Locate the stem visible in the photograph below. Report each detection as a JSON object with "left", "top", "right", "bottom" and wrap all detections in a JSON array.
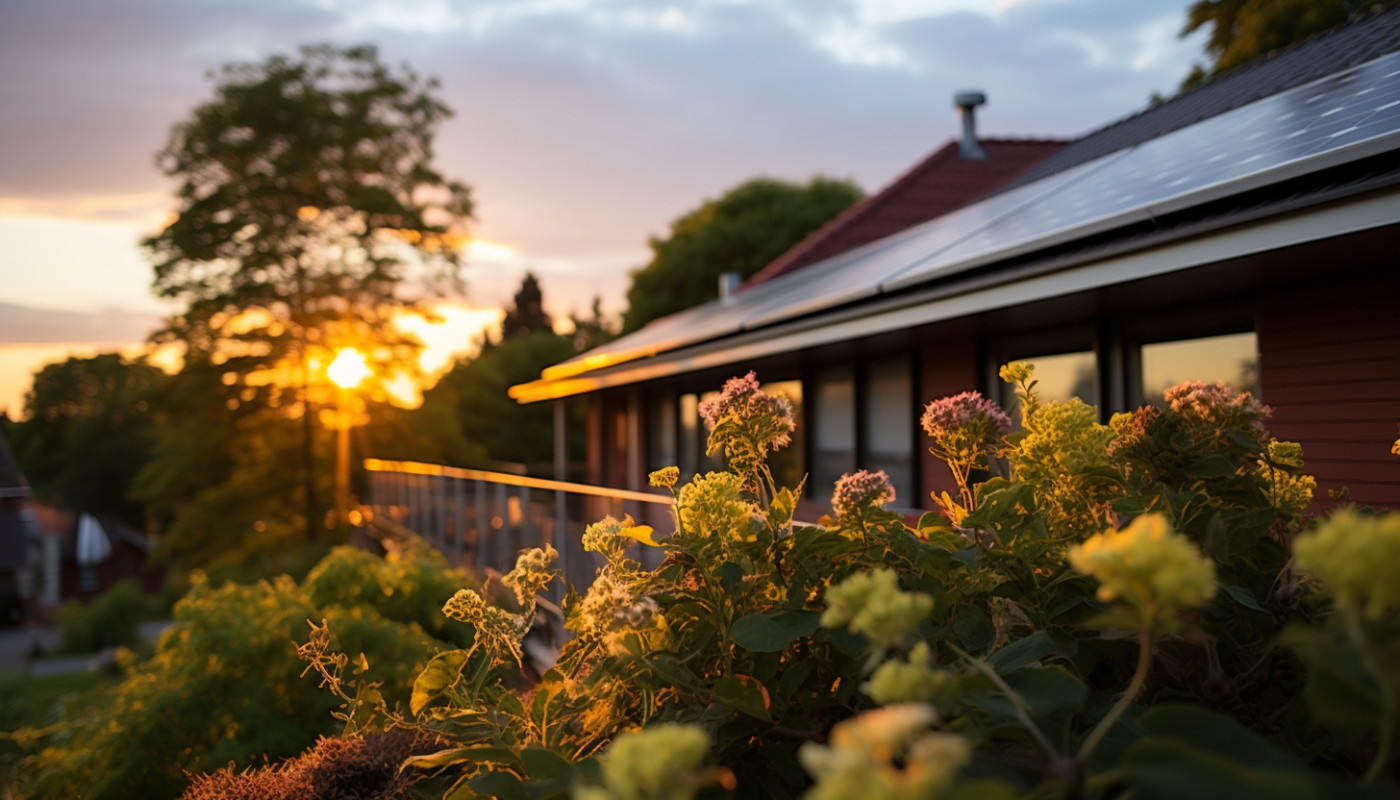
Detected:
[
  {"left": 1350, "top": 614, "right": 1397, "bottom": 784},
  {"left": 952, "top": 644, "right": 1061, "bottom": 763},
  {"left": 1078, "top": 626, "right": 1154, "bottom": 765}
]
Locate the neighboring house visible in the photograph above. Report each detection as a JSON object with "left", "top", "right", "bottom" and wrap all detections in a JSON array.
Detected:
[
  {"left": 512, "top": 7, "right": 1400, "bottom": 516},
  {"left": 0, "top": 429, "right": 40, "bottom": 624},
  {"left": 0, "top": 429, "right": 160, "bottom": 624}
]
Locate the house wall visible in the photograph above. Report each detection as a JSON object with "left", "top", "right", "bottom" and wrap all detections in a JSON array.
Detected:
[
  {"left": 917, "top": 319, "right": 980, "bottom": 507},
  {"left": 1259, "top": 268, "right": 1400, "bottom": 508}
]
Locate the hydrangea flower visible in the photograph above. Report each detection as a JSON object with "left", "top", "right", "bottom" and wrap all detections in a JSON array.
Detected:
[
  {"left": 1294, "top": 508, "right": 1400, "bottom": 621},
  {"left": 822, "top": 569, "right": 934, "bottom": 650},
  {"left": 798, "top": 704, "right": 969, "bottom": 800},
  {"left": 697, "top": 372, "right": 796, "bottom": 478},
  {"left": 576, "top": 723, "right": 712, "bottom": 800},
  {"left": 1068, "top": 513, "right": 1217, "bottom": 629},
  {"left": 920, "top": 391, "right": 1013, "bottom": 460},
  {"left": 832, "top": 470, "right": 897, "bottom": 522},
  {"left": 1162, "top": 379, "right": 1271, "bottom": 445}
]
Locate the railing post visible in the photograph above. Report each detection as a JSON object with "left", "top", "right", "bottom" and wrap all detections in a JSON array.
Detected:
[
  {"left": 475, "top": 480, "right": 488, "bottom": 570},
  {"left": 452, "top": 476, "right": 465, "bottom": 564},
  {"left": 435, "top": 473, "right": 448, "bottom": 552},
  {"left": 520, "top": 485, "right": 532, "bottom": 549},
  {"left": 495, "top": 482, "right": 510, "bottom": 571}
]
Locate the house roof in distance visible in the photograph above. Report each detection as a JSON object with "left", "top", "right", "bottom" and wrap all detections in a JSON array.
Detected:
[{"left": 746, "top": 138, "right": 1065, "bottom": 286}]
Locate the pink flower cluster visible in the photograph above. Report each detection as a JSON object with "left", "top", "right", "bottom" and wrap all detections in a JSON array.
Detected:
[
  {"left": 920, "top": 391, "right": 1013, "bottom": 443},
  {"left": 1163, "top": 380, "right": 1271, "bottom": 437},
  {"left": 831, "top": 469, "right": 896, "bottom": 519},
  {"left": 699, "top": 371, "right": 795, "bottom": 448}
]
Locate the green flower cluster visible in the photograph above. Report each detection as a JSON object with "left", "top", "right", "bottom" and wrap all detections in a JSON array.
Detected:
[
  {"left": 822, "top": 568, "right": 934, "bottom": 650},
  {"left": 798, "top": 704, "right": 969, "bottom": 800},
  {"left": 675, "top": 471, "right": 754, "bottom": 541},
  {"left": 502, "top": 544, "right": 558, "bottom": 609},
  {"left": 1294, "top": 508, "right": 1400, "bottom": 621},
  {"left": 1011, "top": 396, "right": 1117, "bottom": 540},
  {"left": 583, "top": 516, "right": 636, "bottom": 563},
  {"left": 864, "top": 643, "right": 955, "bottom": 706},
  {"left": 442, "top": 588, "right": 526, "bottom": 665},
  {"left": 1068, "top": 513, "right": 1217, "bottom": 628},
  {"left": 648, "top": 466, "right": 680, "bottom": 489},
  {"left": 575, "top": 723, "right": 712, "bottom": 800},
  {"left": 1256, "top": 440, "right": 1315, "bottom": 519}
]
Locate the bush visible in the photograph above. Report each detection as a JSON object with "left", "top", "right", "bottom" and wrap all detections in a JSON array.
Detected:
[
  {"left": 318, "top": 368, "right": 1400, "bottom": 800},
  {"left": 178, "top": 730, "right": 435, "bottom": 800},
  {"left": 56, "top": 578, "right": 151, "bottom": 653},
  {"left": 13, "top": 540, "right": 476, "bottom": 800}
]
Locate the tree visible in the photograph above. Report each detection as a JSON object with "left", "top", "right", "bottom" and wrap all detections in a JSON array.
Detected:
[
  {"left": 621, "top": 177, "right": 863, "bottom": 333},
  {"left": 142, "top": 43, "right": 473, "bottom": 545},
  {"left": 6, "top": 354, "right": 165, "bottom": 525},
  {"left": 498, "top": 271, "right": 552, "bottom": 341},
  {"left": 1180, "top": 0, "right": 1400, "bottom": 89}
]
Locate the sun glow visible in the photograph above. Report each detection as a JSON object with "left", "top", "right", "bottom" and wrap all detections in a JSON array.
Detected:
[{"left": 327, "top": 347, "right": 372, "bottom": 389}]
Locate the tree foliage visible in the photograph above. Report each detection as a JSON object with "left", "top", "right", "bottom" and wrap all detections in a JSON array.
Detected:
[
  {"left": 146, "top": 42, "right": 472, "bottom": 373},
  {"left": 621, "top": 177, "right": 862, "bottom": 333},
  {"left": 499, "top": 272, "right": 552, "bottom": 342},
  {"left": 1180, "top": 0, "right": 1400, "bottom": 89},
  {"left": 134, "top": 43, "right": 474, "bottom": 568},
  {"left": 5, "top": 353, "right": 165, "bottom": 525}
]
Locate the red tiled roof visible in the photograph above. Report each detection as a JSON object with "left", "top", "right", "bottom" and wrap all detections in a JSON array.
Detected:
[{"left": 745, "top": 138, "right": 1065, "bottom": 287}]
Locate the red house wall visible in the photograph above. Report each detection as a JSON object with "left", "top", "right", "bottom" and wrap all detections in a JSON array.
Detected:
[
  {"left": 917, "top": 320, "right": 981, "bottom": 510},
  {"left": 1258, "top": 271, "right": 1400, "bottom": 509}
]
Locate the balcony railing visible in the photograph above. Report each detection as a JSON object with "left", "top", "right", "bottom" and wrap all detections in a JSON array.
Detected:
[{"left": 361, "top": 459, "right": 674, "bottom": 595}]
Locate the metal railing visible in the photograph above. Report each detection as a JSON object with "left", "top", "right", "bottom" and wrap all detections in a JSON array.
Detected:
[{"left": 362, "top": 459, "right": 674, "bottom": 594}]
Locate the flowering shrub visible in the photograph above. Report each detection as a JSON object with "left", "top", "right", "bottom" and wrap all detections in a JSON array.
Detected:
[{"left": 274, "top": 369, "right": 1398, "bottom": 800}]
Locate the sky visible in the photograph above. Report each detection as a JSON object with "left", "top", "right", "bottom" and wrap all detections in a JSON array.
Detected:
[{"left": 0, "top": 0, "right": 1209, "bottom": 415}]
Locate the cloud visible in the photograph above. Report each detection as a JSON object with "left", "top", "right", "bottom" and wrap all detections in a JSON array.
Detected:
[
  {"left": 0, "top": 301, "right": 161, "bottom": 345},
  {"left": 0, "top": 0, "right": 1206, "bottom": 320}
]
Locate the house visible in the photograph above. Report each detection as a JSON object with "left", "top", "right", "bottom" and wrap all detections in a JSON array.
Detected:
[
  {"left": 0, "top": 429, "right": 160, "bottom": 624},
  {"left": 511, "top": 7, "right": 1400, "bottom": 516}
]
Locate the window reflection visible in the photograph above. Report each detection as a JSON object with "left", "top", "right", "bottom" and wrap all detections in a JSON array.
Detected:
[
  {"left": 764, "top": 380, "right": 805, "bottom": 492},
  {"left": 1141, "top": 331, "right": 1259, "bottom": 405},
  {"left": 1002, "top": 350, "right": 1097, "bottom": 418}
]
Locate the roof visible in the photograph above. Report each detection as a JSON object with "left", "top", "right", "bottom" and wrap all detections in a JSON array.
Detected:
[
  {"left": 512, "top": 7, "right": 1400, "bottom": 404},
  {"left": 745, "top": 139, "right": 1064, "bottom": 286}
]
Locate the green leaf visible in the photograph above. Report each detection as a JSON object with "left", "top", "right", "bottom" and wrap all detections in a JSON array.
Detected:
[
  {"left": 411, "top": 649, "right": 469, "bottom": 716},
  {"left": 1003, "top": 665, "right": 1086, "bottom": 718},
  {"left": 987, "top": 630, "right": 1057, "bottom": 674},
  {"left": 468, "top": 771, "right": 531, "bottom": 800},
  {"left": 711, "top": 675, "right": 772, "bottom": 721},
  {"left": 1136, "top": 705, "right": 1301, "bottom": 771},
  {"left": 1217, "top": 581, "right": 1266, "bottom": 613},
  {"left": 1278, "top": 624, "right": 1383, "bottom": 740},
  {"left": 778, "top": 658, "right": 815, "bottom": 698},
  {"left": 404, "top": 745, "right": 517, "bottom": 771},
  {"left": 772, "top": 487, "right": 796, "bottom": 527},
  {"left": 716, "top": 561, "right": 746, "bottom": 594},
  {"left": 1121, "top": 737, "right": 1311, "bottom": 800},
  {"left": 729, "top": 611, "right": 821, "bottom": 653},
  {"left": 953, "top": 607, "right": 995, "bottom": 652},
  {"left": 947, "top": 781, "right": 1021, "bottom": 800},
  {"left": 1186, "top": 455, "right": 1237, "bottom": 479},
  {"left": 520, "top": 745, "right": 574, "bottom": 780}
]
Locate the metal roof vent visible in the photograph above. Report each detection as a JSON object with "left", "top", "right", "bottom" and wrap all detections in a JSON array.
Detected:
[
  {"left": 718, "top": 271, "right": 741, "bottom": 302},
  {"left": 955, "top": 90, "right": 988, "bottom": 161}
]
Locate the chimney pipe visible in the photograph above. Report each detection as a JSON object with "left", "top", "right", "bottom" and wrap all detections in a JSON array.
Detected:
[
  {"left": 718, "top": 271, "right": 741, "bottom": 301},
  {"left": 954, "top": 90, "right": 987, "bottom": 161}
]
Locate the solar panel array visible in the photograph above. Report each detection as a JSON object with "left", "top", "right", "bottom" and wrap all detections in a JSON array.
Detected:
[{"left": 560, "top": 50, "right": 1400, "bottom": 376}]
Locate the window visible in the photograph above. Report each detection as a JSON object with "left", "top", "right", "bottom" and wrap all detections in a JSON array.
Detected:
[
  {"left": 647, "top": 392, "right": 677, "bottom": 474},
  {"left": 1000, "top": 349, "right": 1098, "bottom": 419},
  {"left": 862, "top": 358, "right": 914, "bottom": 503},
  {"left": 764, "top": 380, "right": 806, "bottom": 491},
  {"left": 1140, "top": 331, "right": 1259, "bottom": 405},
  {"left": 812, "top": 367, "right": 856, "bottom": 497}
]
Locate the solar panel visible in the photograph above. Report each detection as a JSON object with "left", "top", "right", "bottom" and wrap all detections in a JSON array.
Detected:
[
  {"left": 740, "top": 150, "right": 1128, "bottom": 328},
  {"left": 881, "top": 50, "right": 1400, "bottom": 291}
]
